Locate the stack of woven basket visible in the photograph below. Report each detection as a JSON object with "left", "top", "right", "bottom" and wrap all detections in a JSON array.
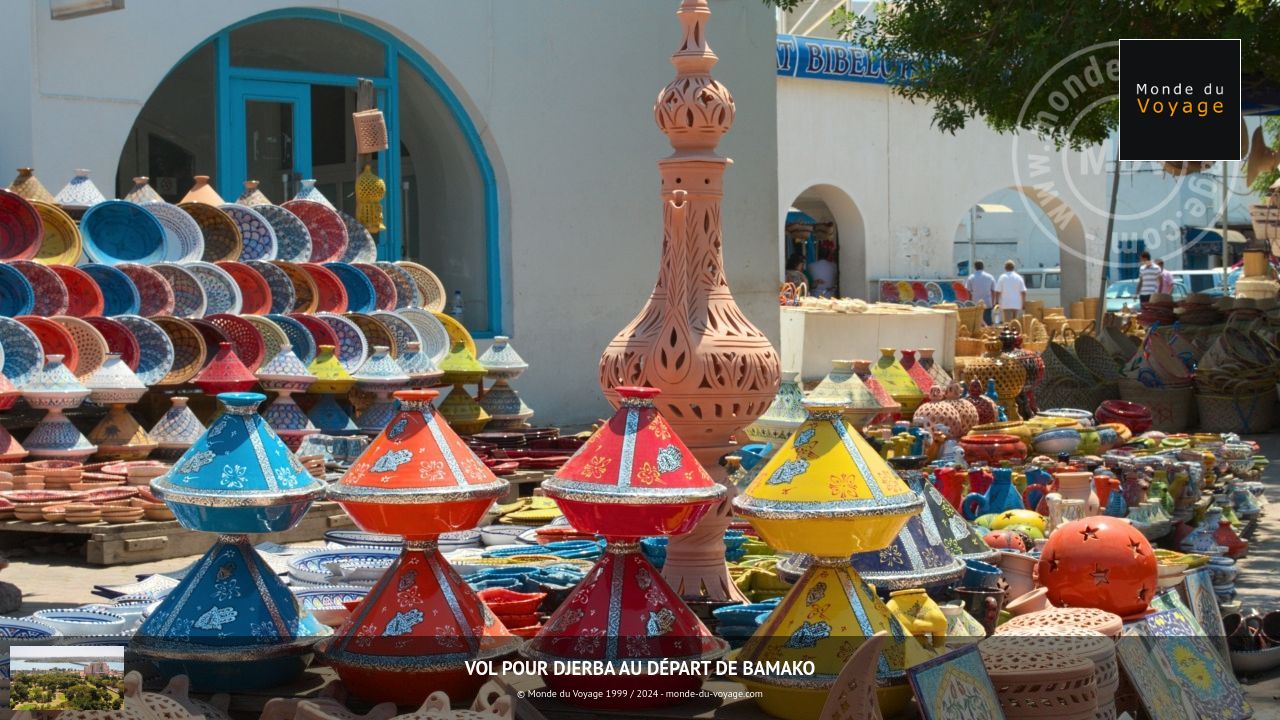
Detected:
[
  {"left": 1193, "top": 320, "right": 1280, "bottom": 433},
  {"left": 1037, "top": 327, "right": 1122, "bottom": 411}
]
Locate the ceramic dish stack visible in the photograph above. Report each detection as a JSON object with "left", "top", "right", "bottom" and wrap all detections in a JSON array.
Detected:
[{"left": 477, "top": 335, "right": 533, "bottom": 430}]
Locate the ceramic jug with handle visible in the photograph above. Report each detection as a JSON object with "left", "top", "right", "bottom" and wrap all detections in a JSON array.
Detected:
[
  {"left": 962, "top": 467, "right": 1024, "bottom": 521},
  {"left": 932, "top": 467, "right": 964, "bottom": 512}
]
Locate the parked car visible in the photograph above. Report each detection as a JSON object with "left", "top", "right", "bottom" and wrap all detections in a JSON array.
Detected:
[
  {"left": 1104, "top": 279, "right": 1189, "bottom": 312},
  {"left": 1022, "top": 268, "right": 1062, "bottom": 307}
]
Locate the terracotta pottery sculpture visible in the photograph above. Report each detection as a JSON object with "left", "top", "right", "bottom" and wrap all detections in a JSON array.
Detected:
[
  {"left": 961, "top": 378, "right": 1000, "bottom": 425},
  {"left": 979, "top": 644, "right": 1099, "bottom": 720},
  {"left": 597, "top": 0, "right": 780, "bottom": 603}
]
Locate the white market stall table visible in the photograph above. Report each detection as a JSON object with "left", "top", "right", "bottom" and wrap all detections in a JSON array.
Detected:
[{"left": 780, "top": 304, "right": 958, "bottom": 384}]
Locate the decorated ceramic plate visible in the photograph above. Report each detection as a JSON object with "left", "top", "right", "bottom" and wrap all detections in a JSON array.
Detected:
[
  {"left": 48, "top": 316, "right": 108, "bottom": 381},
  {"left": 83, "top": 317, "right": 140, "bottom": 371},
  {"left": 271, "top": 260, "right": 319, "bottom": 313},
  {"left": 81, "top": 200, "right": 167, "bottom": 264},
  {"left": 369, "top": 310, "right": 422, "bottom": 357},
  {"left": 300, "top": 262, "right": 348, "bottom": 313},
  {"left": 246, "top": 259, "right": 296, "bottom": 315},
  {"left": 432, "top": 310, "right": 477, "bottom": 357},
  {"left": 49, "top": 266, "right": 102, "bottom": 318},
  {"left": 140, "top": 201, "right": 203, "bottom": 263},
  {"left": 315, "top": 312, "right": 369, "bottom": 374},
  {"left": 30, "top": 200, "right": 81, "bottom": 266},
  {"left": 205, "top": 313, "right": 267, "bottom": 372},
  {"left": 218, "top": 203, "right": 277, "bottom": 261},
  {"left": 265, "top": 313, "right": 317, "bottom": 366},
  {"left": 16, "top": 316, "right": 78, "bottom": 377},
  {"left": 0, "top": 264, "right": 35, "bottom": 318},
  {"left": 352, "top": 262, "right": 397, "bottom": 311},
  {"left": 287, "top": 313, "right": 340, "bottom": 355},
  {"left": 287, "top": 548, "right": 400, "bottom": 586},
  {"left": 185, "top": 318, "right": 229, "bottom": 368},
  {"left": 396, "top": 308, "right": 450, "bottom": 364},
  {"left": 181, "top": 202, "right": 242, "bottom": 262},
  {"left": 253, "top": 204, "right": 311, "bottom": 263},
  {"left": 343, "top": 313, "right": 395, "bottom": 355},
  {"left": 10, "top": 260, "right": 68, "bottom": 317},
  {"left": 0, "top": 189, "right": 43, "bottom": 262},
  {"left": 215, "top": 260, "right": 272, "bottom": 315},
  {"left": 338, "top": 209, "right": 377, "bottom": 264},
  {"left": 113, "top": 315, "right": 175, "bottom": 385},
  {"left": 151, "top": 263, "right": 206, "bottom": 319},
  {"left": 291, "top": 584, "right": 370, "bottom": 625},
  {"left": 183, "top": 261, "right": 242, "bottom": 316},
  {"left": 81, "top": 264, "right": 140, "bottom": 317},
  {"left": 395, "top": 260, "right": 446, "bottom": 311},
  {"left": 241, "top": 314, "right": 290, "bottom": 368},
  {"left": 282, "top": 199, "right": 348, "bottom": 264},
  {"left": 116, "top": 262, "right": 175, "bottom": 318},
  {"left": 0, "top": 316, "right": 43, "bottom": 387},
  {"left": 324, "top": 262, "right": 376, "bottom": 314},
  {"left": 375, "top": 261, "right": 419, "bottom": 309},
  {"left": 151, "top": 316, "right": 206, "bottom": 386}
]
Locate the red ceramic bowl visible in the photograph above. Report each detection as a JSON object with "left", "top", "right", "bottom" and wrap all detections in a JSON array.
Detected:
[
  {"left": 552, "top": 497, "right": 716, "bottom": 539},
  {"left": 50, "top": 265, "right": 104, "bottom": 317},
  {"left": 116, "top": 263, "right": 175, "bottom": 317},
  {"left": 83, "top": 317, "right": 140, "bottom": 370},
  {"left": 352, "top": 262, "right": 398, "bottom": 311},
  {"left": 11, "top": 260, "right": 68, "bottom": 316},
  {"left": 215, "top": 261, "right": 273, "bottom": 315},
  {"left": 299, "top": 263, "right": 348, "bottom": 313},
  {"left": 958, "top": 433, "right": 1027, "bottom": 466},
  {"left": 477, "top": 588, "right": 546, "bottom": 615},
  {"left": 336, "top": 497, "right": 496, "bottom": 539},
  {"left": 0, "top": 190, "right": 42, "bottom": 261},
  {"left": 288, "top": 312, "right": 340, "bottom": 348},
  {"left": 205, "top": 313, "right": 266, "bottom": 372},
  {"left": 1095, "top": 399, "right": 1152, "bottom": 435},
  {"left": 16, "top": 316, "right": 78, "bottom": 374},
  {"left": 186, "top": 318, "right": 230, "bottom": 367}
]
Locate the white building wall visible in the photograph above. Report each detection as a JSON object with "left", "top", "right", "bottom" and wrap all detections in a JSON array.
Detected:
[{"left": 0, "top": 0, "right": 780, "bottom": 428}]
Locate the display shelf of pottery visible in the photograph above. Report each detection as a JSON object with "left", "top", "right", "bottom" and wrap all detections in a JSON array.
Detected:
[
  {"left": 320, "top": 388, "right": 516, "bottom": 705},
  {"left": 525, "top": 386, "right": 728, "bottom": 709},
  {"left": 306, "top": 345, "right": 359, "bottom": 436},
  {"left": 23, "top": 355, "right": 96, "bottom": 461},
  {"left": 134, "top": 392, "right": 328, "bottom": 691},
  {"left": 395, "top": 340, "right": 442, "bottom": 389},
  {"left": 351, "top": 346, "right": 409, "bottom": 436},
  {"left": 148, "top": 397, "right": 205, "bottom": 463},
  {"left": 257, "top": 345, "right": 319, "bottom": 451},
  {"left": 85, "top": 353, "right": 156, "bottom": 461},
  {"left": 733, "top": 399, "right": 926, "bottom": 720},
  {"left": 477, "top": 336, "right": 534, "bottom": 430},
  {"left": 437, "top": 341, "right": 490, "bottom": 434}
]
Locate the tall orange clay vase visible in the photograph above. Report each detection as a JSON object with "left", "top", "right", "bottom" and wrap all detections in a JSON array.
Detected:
[{"left": 598, "top": 0, "right": 780, "bottom": 603}]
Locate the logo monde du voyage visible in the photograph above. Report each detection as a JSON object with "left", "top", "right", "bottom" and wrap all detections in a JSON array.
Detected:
[
  {"left": 1119, "top": 39, "right": 1240, "bottom": 161},
  {"left": 1133, "top": 82, "right": 1228, "bottom": 119}
]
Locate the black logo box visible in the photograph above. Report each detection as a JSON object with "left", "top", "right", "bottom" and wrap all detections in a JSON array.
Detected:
[{"left": 1119, "top": 38, "right": 1241, "bottom": 161}]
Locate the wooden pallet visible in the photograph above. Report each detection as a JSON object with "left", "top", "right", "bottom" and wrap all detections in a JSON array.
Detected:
[{"left": 0, "top": 502, "right": 355, "bottom": 565}]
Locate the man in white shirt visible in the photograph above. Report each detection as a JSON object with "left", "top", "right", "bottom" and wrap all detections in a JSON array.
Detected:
[
  {"left": 965, "top": 261, "right": 996, "bottom": 325},
  {"left": 1136, "top": 251, "right": 1162, "bottom": 304},
  {"left": 995, "top": 260, "right": 1027, "bottom": 321}
]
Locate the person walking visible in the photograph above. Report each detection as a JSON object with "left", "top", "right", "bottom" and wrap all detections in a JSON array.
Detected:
[
  {"left": 1156, "top": 258, "right": 1174, "bottom": 295},
  {"left": 1136, "top": 252, "right": 1161, "bottom": 305},
  {"left": 965, "top": 261, "right": 996, "bottom": 325},
  {"left": 995, "top": 260, "right": 1027, "bottom": 322}
]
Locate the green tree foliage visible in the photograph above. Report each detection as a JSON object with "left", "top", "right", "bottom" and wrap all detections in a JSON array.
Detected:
[
  {"left": 765, "top": 0, "right": 1280, "bottom": 150},
  {"left": 11, "top": 670, "right": 122, "bottom": 711}
]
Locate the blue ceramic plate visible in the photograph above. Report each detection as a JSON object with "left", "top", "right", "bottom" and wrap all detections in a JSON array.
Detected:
[
  {"left": 221, "top": 203, "right": 278, "bottom": 261},
  {"left": 183, "top": 261, "right": 242, "bottom": 316},
  {"left": 369, "top": 310, "right": 422, "bottom": 357},
  {"left": 81, "top": 263, "right": 140, "bottom": 317},
  {"left": 375, "top": 261, "right": 419, "bottom": 309},
  {"left": 141, "top": 201, "right": 204, "bottom": 263},
  {"left": 291, "top": 584, "right": 369, "bottom": 613},
  {"left": 0, "top": 316, "right": 43, "bottom": 387},
  {"left": 248, "top": 260, "right": 297, "bottom": 315},
  {"left": 287, "top": 548, "right": 399, "bottom": 586},
  {"left": 0, "top": 263, "right": 35, "bottom": 317},
  {"left": 30, "top": 608, "right": 127, "bottom": 635},
  {"left": 396, "top": 308, "right": 450, "bottom": 364},
  {"left": 265, "top": 313, "right": 317, "bottom": 365},
  {"left": 323, "top": 262, "right": 376, "bottom": 314},
  {"left": 253, "top": 204, "right": 312, "bottom": 263},
  {"left": 323, "top": 530, "right": 402, "bottom": 548},
  {"left": 338, "top": 210, "right": 377, "bottom": 264},
  {"left": 315, "top": 312, "right": 368, "bottom": 373},
  {"left": 114, "top": 315, "right": 175, "bottom": 385},
  {"left": 80, "top": 200, "right": 167, "bottom": 264},
  {"left": 152, "top": 262, "right": 207, "bottom": 319}
]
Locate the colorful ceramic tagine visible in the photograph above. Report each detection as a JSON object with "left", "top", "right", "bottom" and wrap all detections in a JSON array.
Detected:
[
  {"left": 135, "top": 392, "right": 327, "bottom": 691},
  {"left": 871, "top": 348, "right": 925, "bottom": 417},
  {"left": 437, "top": 341, "right": 490, "bottom": 434},
  {"left": 598, "top": 0, "right": 780, "bottom": 606},
  {"left": 23, "top": 354, "right": 97, "bottom": 461},
  {"left": 352, "top": 346, "right": 410, "bottom": 435},
  {"left": 194, "top": 342, "right": 258, "bottom": 395},
  {"left": 745, "top": 370, "right": 806, "bottom": 445},
  {"left": 395, "top": 341, "right": 443, "bottom": 389},
  {"left": 124, "top": 176, "right": 164, "bottom": 204},
  {"left": 852, "top": 359, "right": 902, "bottom": 424},
  {"left": 10, "top": 167, "right": 56, "bottom": 204},
  {"left": 477, "top": 336, "right": 533, "bottom": 430},
  {"left": 85, "top": 353, "right": 156, "bottom": 461},
  {"left": 179, "top": 175, "right": 226, "bottom": 206},
  {"left": 733, "top": 399, "right": 926, "bottom": 719},
  {"left": 528, "top": 386, "right": 728, "bottom": 708},
  {"left": 1214, "top": 518, "right": 1249, "bottom": 559},
  {"left": 321, "top": 389, "right": 516, "bottom": 705},
  {"left": 149, "top": 396, "right": 205, "bottom": 462},
  {"left": 917, "top": 348, "right": 951, "bottom": 387},
  {"left": 808, "top": 359, "right": 882, "bottom": 428},
  {"left": 257, "top": 346, "right": 318, "bottom": 451},
  {"left": 306, "top": 345, "right": 359, "bottom": 435},
  {"left": 238, "top": 180, "right": 272, "bottom": 206},
  {"left": 1036, "top": 516, "right": 1158, "bottom": 620},
  {"left": 54, "top": 169, "right": 106, "bottom": 212},
  {"left": 899, "top": 349, "right": 935, "bottom": 395},
  {"left": 292, "top": 179, "right": 334, "bottom": 209}
]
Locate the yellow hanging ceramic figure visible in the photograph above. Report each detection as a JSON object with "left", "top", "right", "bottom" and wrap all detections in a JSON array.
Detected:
[{"left": 356, "top": 164, "right": 386, "bottom": 234}]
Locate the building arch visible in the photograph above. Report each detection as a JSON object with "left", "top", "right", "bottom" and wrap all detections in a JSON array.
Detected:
[{"left": 783, "top": 183, "right": 867, "bottom": 298}]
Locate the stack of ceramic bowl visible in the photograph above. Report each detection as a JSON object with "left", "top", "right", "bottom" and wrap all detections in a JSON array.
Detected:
[
  {"left": 256, "top": 345, "right": 319, "bottom": 451},
  {"left": 351, "top": 346, "right": 410, "bottom": 435},
  {"left": 23, "top": 355, "right": 95, "bottom": 461},
  {"left": 84, "top": 353, "right": 155, "bottom": 461},
  {"left": 478, "top": 336, "right": 533, "bottom": 430}
]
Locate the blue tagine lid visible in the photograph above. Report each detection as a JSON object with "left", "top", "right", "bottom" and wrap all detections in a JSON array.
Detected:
[
  {"left": 151, "top": 392, "right": 325, "bottom": 534},
  {"left": 352, "top": 346, "right": 409, "bottom": 388}
]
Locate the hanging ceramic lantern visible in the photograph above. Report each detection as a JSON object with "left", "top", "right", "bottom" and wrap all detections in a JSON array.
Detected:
[
  {"left": 320, "top": 389, "right": 516, "bottom": 705},
  {"left": 355, "top": 164, "right": 386, "bottom": 235},
  {"left": 353, "top": 110, "right": 390, "bottom": 155},
  {"left": 526, "top": 386, "right": 729, "bottom": 709}
]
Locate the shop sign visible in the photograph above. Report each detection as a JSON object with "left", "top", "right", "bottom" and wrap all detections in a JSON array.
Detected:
[{"left": 776, "top": 34, "right": 915, "bottom": 85}]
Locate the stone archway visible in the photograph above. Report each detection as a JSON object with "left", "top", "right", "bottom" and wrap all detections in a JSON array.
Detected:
[{"left": 785, "top": 183, "right": 867, "bottom": 298}]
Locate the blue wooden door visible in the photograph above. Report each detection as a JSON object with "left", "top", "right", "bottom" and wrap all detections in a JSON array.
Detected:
[{"left": 227, "top": 79, "right": 312, "bottom": 204}]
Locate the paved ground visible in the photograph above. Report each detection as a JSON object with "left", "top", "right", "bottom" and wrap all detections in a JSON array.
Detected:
[{"left": 5, "top": 437, "right": 1280, "bottom": 716}]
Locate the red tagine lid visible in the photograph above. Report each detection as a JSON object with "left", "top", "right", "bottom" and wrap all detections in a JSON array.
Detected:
[
  {"left": 542, "top": 386, "right": 725, "bottom": 506},
  {"left": 192, "top": 342, "right": 258, "bottom": 395}
]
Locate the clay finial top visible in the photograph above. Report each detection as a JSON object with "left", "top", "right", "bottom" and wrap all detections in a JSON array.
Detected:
[{"left": 655, "top": 0, "right": 734, "bottom": 155}]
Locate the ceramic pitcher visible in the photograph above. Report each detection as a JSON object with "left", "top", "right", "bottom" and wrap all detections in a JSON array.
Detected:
[
  {"left": 962, "top": 467, "right": 1024, "bottom": 521},
  {"left": 886, "top": 589, "right": 947, "bottom": 649}
]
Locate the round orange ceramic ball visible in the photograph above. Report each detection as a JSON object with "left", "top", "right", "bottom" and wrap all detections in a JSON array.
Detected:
[{"left": 1037, "top": 516, "right": 1157, "bottom": 619}]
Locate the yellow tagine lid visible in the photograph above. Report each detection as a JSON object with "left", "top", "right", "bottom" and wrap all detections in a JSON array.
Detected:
[
  {"left": 307, "top": 345, "right": 354, "bottom": 394},
  {"left": 870, "top": 348, "right": 925, "bottom": 411},
  {"left": 733, "top": 399, "right": 922, "bottom": 557}
]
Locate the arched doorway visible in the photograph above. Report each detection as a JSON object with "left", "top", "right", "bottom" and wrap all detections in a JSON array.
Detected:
[
  {"left": 783, "top": 184, "right": 866, "bottom": 298},
  {"left": 114, "top": 10, "right": 503, "bottom": 335}
]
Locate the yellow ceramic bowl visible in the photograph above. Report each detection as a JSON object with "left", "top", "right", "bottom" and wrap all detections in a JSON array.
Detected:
[
  {"left": 969, "top": 421, "right": 1032, "bottom": 448},
  {"left": 989, "top": 509, "right": 1047, "bottom": 532},
  {"left": 738, "top": 678, "right": 912, "bottom": 720},
  {"left": 1026, "top": 416, "right": 1079, "bottom": 434},
  {"left": 747, "top": 514, "right": 913, "bottom": 557}
]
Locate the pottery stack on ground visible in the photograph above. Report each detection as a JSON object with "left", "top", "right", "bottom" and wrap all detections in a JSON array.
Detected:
[
  {"left": 351, "top": 346, "right": 410, "bottom": 436},
  {"left": 256, "top": 345, "right": 318, "bottom": 450},
  {"left": 85, "top": 353, "right": 155, "bottom": 461},
  {"left": 23, "top": 355, "right": 95, "bottom": 461},
  {"left": 477, "top": 336, "right": 534, "bottom": 430}
]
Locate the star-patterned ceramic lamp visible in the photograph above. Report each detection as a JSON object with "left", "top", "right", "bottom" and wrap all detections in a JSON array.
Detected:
[{"left": 319, "top": 389, "right": 518, "bottom": 705}]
